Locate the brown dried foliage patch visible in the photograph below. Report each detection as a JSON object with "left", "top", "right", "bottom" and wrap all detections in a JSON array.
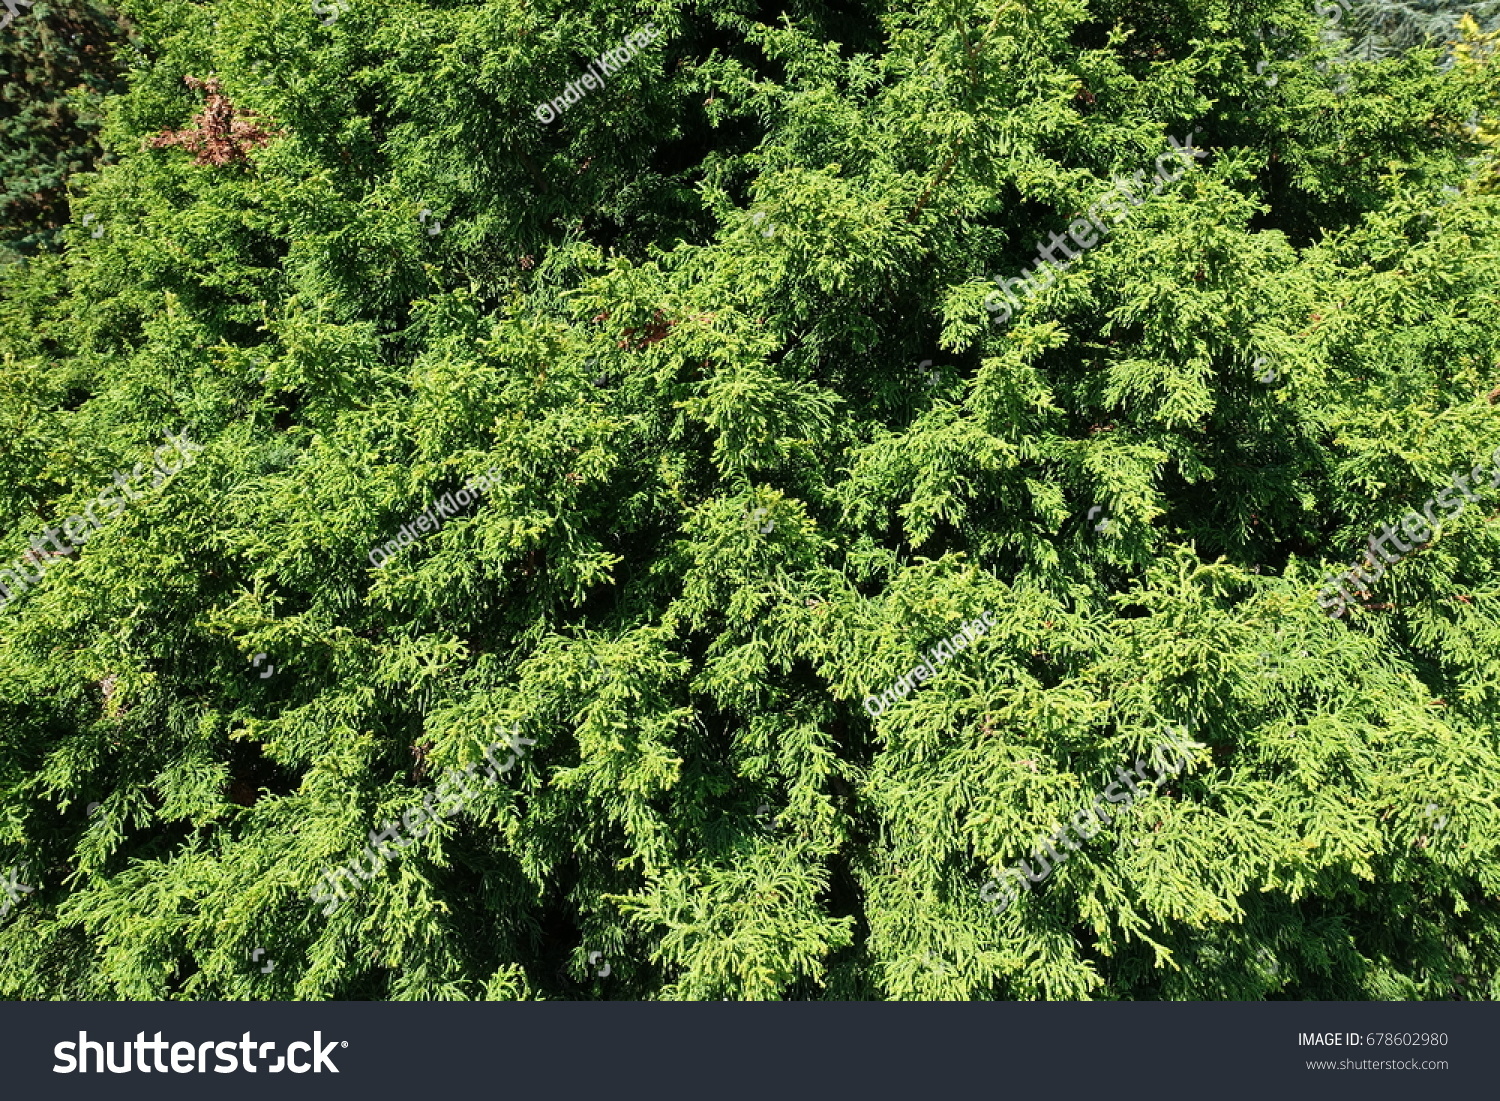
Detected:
[{"left": 148, "top": 75, "right": 276, "bottom": 166}]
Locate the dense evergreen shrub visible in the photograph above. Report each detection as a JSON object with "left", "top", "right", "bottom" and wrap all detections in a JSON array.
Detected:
[{"left": 1, "top": 0, "right": 1499, "bottom": 1000}]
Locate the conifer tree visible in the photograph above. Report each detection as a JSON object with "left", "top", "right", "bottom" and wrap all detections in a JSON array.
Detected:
[
  {"left": 0, "top": 0, "right": 134, "bottom": 262},
  {"left": 1, "top": 0, "right": 1499, "bottom": 1002}
]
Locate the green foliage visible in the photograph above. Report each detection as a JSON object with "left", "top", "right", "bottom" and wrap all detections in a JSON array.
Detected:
[
  {"left": 1, "top": 0, "right": 1499, "bottom": 1002},
  {"left": 0, "top": 0, "right": 135, "bottom": 262}
]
